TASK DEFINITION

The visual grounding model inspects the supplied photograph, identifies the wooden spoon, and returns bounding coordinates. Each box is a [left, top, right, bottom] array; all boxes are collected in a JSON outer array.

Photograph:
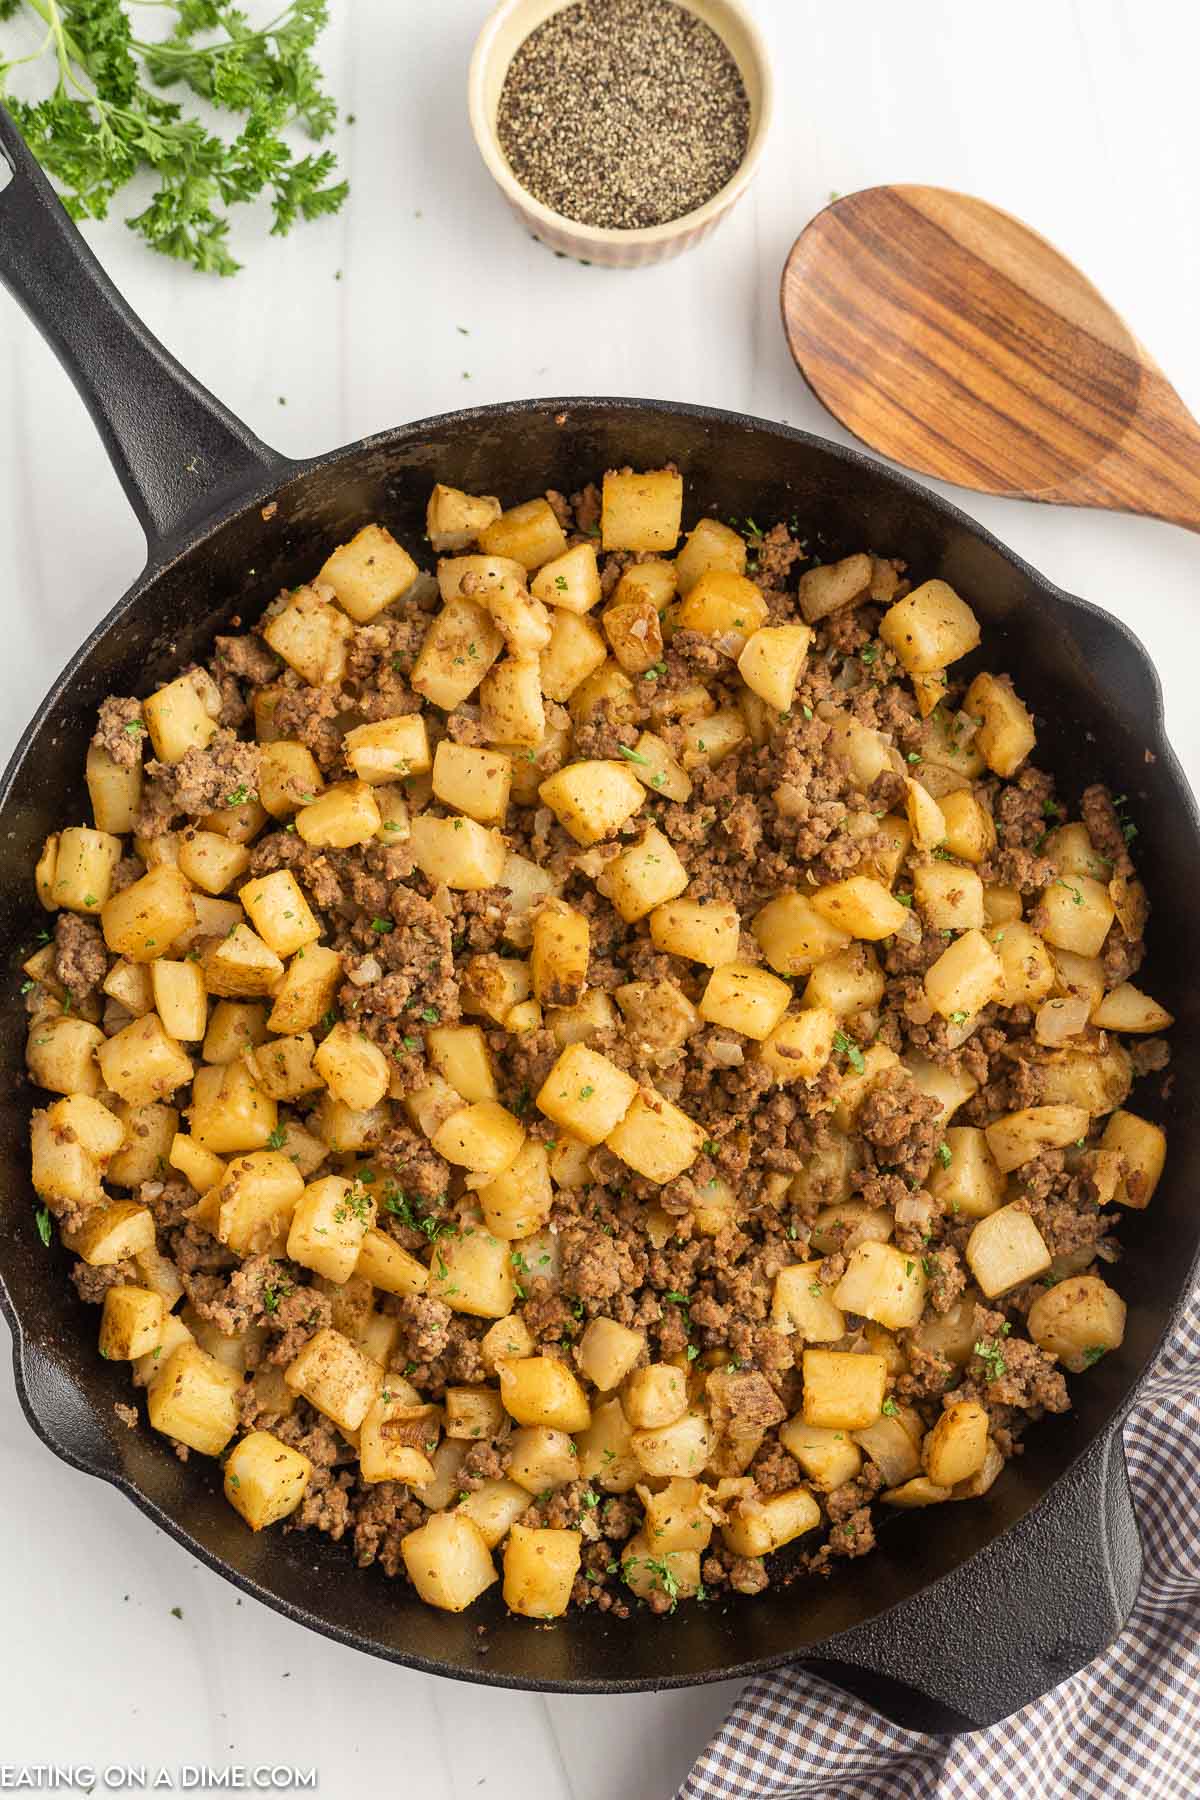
[[780, 185, 1200, 532]]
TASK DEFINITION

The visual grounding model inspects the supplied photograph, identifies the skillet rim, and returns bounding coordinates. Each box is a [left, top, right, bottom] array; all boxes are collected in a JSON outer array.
[[0, 392, 1192, 1697]]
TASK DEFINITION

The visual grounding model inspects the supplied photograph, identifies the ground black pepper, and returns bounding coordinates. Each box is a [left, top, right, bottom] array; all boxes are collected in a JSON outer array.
[[496, 0, 750, 231]]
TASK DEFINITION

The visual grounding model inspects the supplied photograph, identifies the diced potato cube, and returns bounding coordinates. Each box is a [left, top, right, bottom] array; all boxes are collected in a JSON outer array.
[[479, 655, 546, 747], [98, 1013, 192, 1107], [412, 598, 503, 710], [169, 1132, 226, 1195], [626, 731, 691, 803], [224, 1429, 312, 1529], [880, 580, 980, 673], [675, 517, 747, 590], [922, 1400, 989, 1486], [923, 928, 1003, 1020], [144, 674, 219, 764], [833, 1241, 927, 1330], [699, 960, 791, 1040], [216, 1149, 305, 1256], [146, 960, 206, 1042], [984, 884, 1024, 925], [677, 570, 768, 643], [1090, 982, 1173, 1033], [538, 759, 644, 845], [105, 1099, 178, 1187], [26, 1016, 104, 1097], [752, 891, 851, 977], [576, 1400, 639, 1492], [171, 892, 242, 954], [578, 1318, 645, 1393], [502, 1523, 582, 1619], [622, 1363, 688, 1430], [237, 870, 321, 960], [928, 1126, 1004, 1219], [102, 865, 195, 962], [283, 1173, 372, 1281], [263, 587, 353, 686], [531, 541, 603, 613], [355, 1226, 429, 1298], [801, 945, 884, 1017], [189, 1059, 278, 1153], [427, 1227, 516, 1319], [345, 713, 431, 785], [985, 1103, 1090, 1174], [630, 1409, 712, 1479], [546, 988, 618, 1047], [602, 594, 664, 675], [737, 623, 812, 712], [50, 826, 122, 914], [939, 791, 996, 864], [721, 1488, 821, 1557], [530, 899, 590, 1007], [358, 1390, 438, 1486], [965, 1202, 1052, 1296], [811, 875, 911, 941], [284, 1326, 382, 1431], [201, 923, 285, 999], [1038, 875, 1115, 957], [175, 830, 251, 898], [802, 1349, 887, 1430], [771, 1262, 845, 1342], [318, 523, 418, 622], [650, 897, 740, 967], [312, 1022, 389, 1111], [35, 834, 59, 912], [882, 1476, 953, 1508], [508, 1425, 580, 1493], [912, 670, 949, 717], [63, 1199, 155, 1266], [426, 1023, 496, 1105], [796, 553, 872, 623], [1100, 1109, 1166, 1209], [428, 741, 513, 827], [680, 707, 747, 769], [102, 958, 154, 1018], [431, 1101, 525, 1178], [963, 672, 1036, 776], [147, 1341, 240, 1455], [1026, 1274, 1126, 1372], [479, 497, 568, 569], [990, 920, 1055, 1006], [461, 954, 531, 1025], [606, 1088, 705, 1183], [905, 777, 948, 852], [401, 1512, 497, 1612], [47, 1092, 126, 1162], [257, 742, 325, 818], [497, 1356, 591, 1432], [267, 944, 342, 1034], [601, 469, 683, 553], [536, 1044, 638, 1145], [539, 610, 607, 703], [86, 742, 143, 836], [294, 781, 381, 850], [99, 1284, 165, 1360], [427, 484, 502, 553], [611, 559, 677, 621], [410, 814, 506, 890], [477, 1138, 552, 1240], [779, 1419, 862, 1491], [914, 863, 985, 931], [758, 1007, 836, 1082], [598, 825, 689, 923]]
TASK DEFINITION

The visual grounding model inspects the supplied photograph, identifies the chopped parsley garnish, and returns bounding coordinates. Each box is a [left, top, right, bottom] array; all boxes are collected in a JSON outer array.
[[265, 1124, 288, 1152], [881, 1398, 898, 1417], [617, 745, 649, 766], [1082, 1344, 1108, 1367], [419, 1006, 440, 1024], [936, 1141, 952, 1168], [832, 1029, 865, 1074], [973, 1337, 1008, 1382], [34, 1205, 52, 1247]]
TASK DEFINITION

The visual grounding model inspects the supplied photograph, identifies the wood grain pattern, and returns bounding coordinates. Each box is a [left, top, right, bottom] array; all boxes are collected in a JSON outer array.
[[781, 185, 1200, 532]]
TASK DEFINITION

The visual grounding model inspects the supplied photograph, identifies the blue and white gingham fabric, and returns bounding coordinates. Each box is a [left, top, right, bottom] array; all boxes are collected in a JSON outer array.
[[680, 1288, 1200, 1800]]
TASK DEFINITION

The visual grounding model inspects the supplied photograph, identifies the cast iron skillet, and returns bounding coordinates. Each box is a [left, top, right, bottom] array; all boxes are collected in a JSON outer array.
[[0, 107, 1194, 1732]]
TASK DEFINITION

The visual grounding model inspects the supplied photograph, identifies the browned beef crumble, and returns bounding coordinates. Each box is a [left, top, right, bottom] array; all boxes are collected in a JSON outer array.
[[34, 477, 1167, 1625]]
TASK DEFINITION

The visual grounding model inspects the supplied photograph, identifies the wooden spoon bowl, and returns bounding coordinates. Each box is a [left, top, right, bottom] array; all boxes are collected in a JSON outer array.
[[781, 185, 1200, 531]]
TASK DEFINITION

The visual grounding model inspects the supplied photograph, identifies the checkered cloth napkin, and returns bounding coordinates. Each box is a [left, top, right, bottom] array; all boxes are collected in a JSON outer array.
[[679, 1286, 1200, 1800]]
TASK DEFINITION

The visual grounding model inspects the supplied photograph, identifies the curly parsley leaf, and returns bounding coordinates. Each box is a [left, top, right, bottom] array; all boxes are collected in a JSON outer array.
[[0, 0, 347, 275]]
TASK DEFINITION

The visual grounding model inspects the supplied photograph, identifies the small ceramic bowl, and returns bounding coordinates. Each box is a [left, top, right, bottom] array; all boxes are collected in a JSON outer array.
[[468, 0, 774, 269]]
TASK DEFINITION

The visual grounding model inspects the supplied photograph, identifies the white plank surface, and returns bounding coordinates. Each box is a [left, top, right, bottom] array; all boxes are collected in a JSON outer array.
[[1, 0, 1198, 1791]]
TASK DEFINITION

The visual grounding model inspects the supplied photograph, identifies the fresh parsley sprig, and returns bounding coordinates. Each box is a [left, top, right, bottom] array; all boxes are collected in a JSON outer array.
[[0, 0, 347, 275]]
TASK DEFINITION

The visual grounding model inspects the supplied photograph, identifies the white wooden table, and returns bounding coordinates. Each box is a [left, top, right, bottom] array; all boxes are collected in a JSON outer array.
[[1, 1, 1198, 1792]]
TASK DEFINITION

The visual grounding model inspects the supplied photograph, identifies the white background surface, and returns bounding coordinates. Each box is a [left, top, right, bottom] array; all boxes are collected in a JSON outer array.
[[1, 1, 1198, 1794]]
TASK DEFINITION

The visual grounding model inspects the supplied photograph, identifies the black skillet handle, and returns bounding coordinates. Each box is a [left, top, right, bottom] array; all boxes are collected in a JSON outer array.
[[807, 1423, 1141, 1731], [0, 103, 286, 553]]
